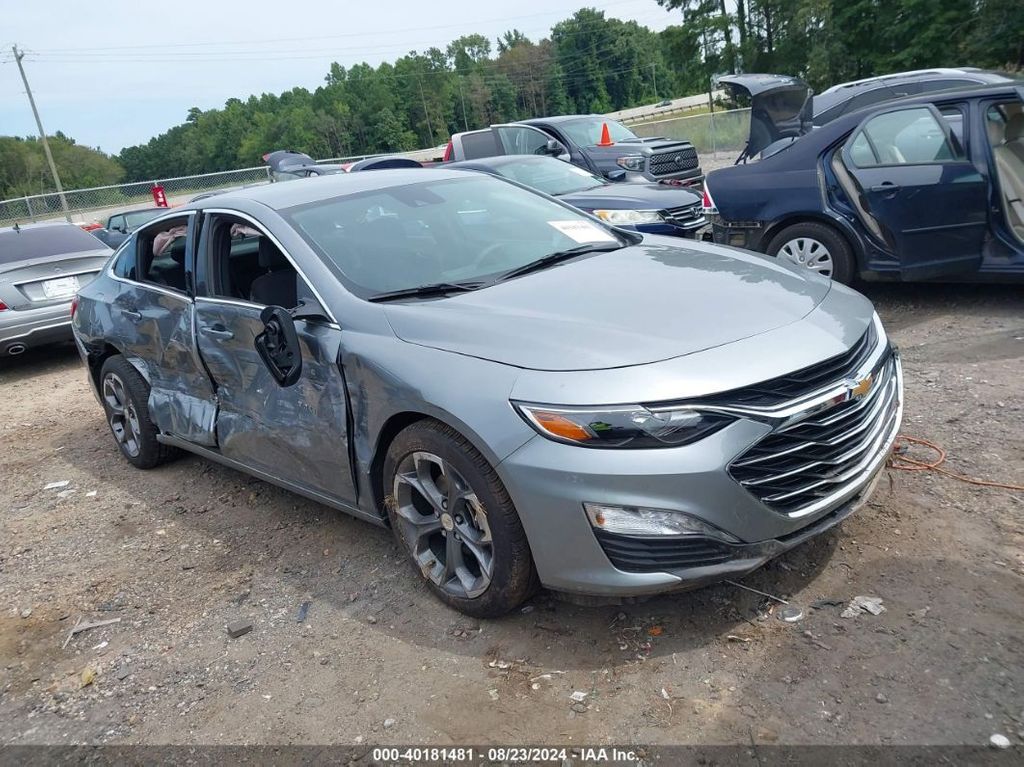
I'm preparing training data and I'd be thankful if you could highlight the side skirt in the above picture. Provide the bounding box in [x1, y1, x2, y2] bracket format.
[156, 434, 386, 527]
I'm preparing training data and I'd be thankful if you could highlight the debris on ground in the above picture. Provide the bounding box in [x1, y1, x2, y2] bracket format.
[20, 608, 32, 619]
[810, 598, 845, 610]
[777, 606, 804, 623]
[989, 734, 1010, 749]
[383, 718, 397, 730]
[226, 619, 253, 638]
[726, 634, 753, 643]
[875, 693, 889, 704]
[44, 480, 70, 490]
[296, 601, 311, 623]
[724, 579, 789, 604]
[841, 596, 886, 618]
[647, 625, 664, 636]
[908, 606, 931, 620]
[62, 616, 122, 649]
[569, 690, 588, 703]
[80, 667, 97, 687]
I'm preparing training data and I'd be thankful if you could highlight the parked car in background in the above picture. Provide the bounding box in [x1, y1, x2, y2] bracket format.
[812, 68, 1016, 126]
[446, 115, 703, 185]
[703, 82, 1024, 284]
[264, 150, 420, 181]
[91, 208, 166, 248]
[73, 169, 901, 616]
[1, 221, 111, 356]
[448, 155, 704, 237]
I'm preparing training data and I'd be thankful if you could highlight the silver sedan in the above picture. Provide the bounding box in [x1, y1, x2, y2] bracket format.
[72, 169, 902, 616]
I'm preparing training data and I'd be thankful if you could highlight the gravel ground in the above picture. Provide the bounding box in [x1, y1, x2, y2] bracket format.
[0, 281, 1022, 747]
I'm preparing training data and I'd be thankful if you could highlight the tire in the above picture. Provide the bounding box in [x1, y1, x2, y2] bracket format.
[383, 419, 538, 617]
[98, 355, 179, 469]
[766, 221, 856, 285]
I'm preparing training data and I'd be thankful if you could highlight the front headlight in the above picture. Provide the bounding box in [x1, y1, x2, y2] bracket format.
[513, 402, 733, 449]
[593, 209, 664, 225]
[615, 155, 645, 171]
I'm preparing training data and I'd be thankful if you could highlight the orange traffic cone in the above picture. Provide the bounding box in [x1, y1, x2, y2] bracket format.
[597, 122, 614, 146]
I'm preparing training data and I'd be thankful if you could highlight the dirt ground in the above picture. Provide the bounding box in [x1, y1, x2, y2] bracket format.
[0, 281, 1022, 748]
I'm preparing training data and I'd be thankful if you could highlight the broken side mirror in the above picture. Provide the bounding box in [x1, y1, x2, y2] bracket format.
[291, 297, 332, 324]
[254, 306, 302, 387]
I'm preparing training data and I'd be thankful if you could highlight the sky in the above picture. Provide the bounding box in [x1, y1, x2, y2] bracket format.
[1, 0, 679, 155]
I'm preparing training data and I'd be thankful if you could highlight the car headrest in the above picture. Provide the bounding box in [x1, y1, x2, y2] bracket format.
[1005, 113, 1024, 142]
[258, 237, 290, 269]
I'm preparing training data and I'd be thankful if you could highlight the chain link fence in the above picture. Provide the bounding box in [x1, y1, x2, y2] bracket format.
[0, 166, 272, 228]
[631, 107, 750, 163]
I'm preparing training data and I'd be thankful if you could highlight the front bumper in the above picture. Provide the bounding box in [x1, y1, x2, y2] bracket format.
[632, 220, 706, 239]
[498, 348, 903, 598]
[0, 302, 74, 354]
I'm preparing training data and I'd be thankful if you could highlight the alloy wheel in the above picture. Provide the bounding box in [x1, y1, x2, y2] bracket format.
[392, 451, 494, 599]
[778, 237, 834, 276]
[102, 372, 142, 458]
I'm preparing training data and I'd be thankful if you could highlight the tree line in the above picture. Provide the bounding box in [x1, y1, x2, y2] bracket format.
[1, 1, 1020, 196]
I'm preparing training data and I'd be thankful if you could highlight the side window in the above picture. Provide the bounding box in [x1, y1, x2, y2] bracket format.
[204, 215, 309, 310]
[111, 236, 137, 279]
[495, 126, 551, 156]
[847, 107, 961, 168]
[939, 105, 966, 149]
[135, 217, 190, 292]
[459, 130, 500, 160]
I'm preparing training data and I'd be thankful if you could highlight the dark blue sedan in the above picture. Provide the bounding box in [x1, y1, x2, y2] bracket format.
[704, 80, 1024, 284]
[447, 155, 705, 237]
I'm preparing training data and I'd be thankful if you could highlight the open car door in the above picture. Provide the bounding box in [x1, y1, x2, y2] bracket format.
[840, 103, 987, 280]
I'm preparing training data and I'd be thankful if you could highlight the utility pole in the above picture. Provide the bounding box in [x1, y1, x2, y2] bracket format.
[418, 79, 435, 147]
[458, 76, 469, 132]
[12, 46, 70, 222]
[651, 63, 658, 100]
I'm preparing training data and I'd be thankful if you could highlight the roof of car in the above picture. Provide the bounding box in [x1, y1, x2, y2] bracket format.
[520, 115, 604, 125]
[818, 68, 1007, 96]
[185, 167, 458, 211]
[0, 220, 84, 233]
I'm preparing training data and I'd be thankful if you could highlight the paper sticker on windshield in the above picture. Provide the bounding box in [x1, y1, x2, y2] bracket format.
[547, 220, 617, 243]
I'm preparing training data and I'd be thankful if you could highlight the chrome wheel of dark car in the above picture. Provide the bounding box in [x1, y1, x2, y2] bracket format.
[778, 237, 834, 276]
[102, 372, 142, 458]
[392, 451, 494, 599]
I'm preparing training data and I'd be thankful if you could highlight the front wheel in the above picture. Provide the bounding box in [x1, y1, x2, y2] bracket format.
[384, 420, 537, 617]
[766, 222, 855, 284]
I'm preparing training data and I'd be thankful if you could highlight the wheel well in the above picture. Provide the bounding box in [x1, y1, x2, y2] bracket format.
[369, 412, 430, 519]
[87, 343, 121, 394]
[761, 215, 858, 259]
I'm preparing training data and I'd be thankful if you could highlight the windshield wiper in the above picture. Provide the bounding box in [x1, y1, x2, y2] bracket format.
[367, 281, 487, 303]
[498, 243, 622, 282]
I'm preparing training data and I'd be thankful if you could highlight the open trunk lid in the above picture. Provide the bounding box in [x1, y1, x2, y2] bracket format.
[716, 74, 814, 159]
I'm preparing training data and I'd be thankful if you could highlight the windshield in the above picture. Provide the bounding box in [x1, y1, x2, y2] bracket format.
[493, 159, 606, 196]
[284, 175, 625, 297]
[559, 118, 638, 147]
[0, 225, 105, 265]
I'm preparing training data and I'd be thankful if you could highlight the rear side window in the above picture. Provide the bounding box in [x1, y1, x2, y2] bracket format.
[847, 107, 962, 167]
[0, 225, 105, 265]
[133, 217, 190, 292]
[459, 131, 500, 159]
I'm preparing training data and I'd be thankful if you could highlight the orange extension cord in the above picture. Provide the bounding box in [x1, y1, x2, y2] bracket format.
[889, 435, 1024, 492]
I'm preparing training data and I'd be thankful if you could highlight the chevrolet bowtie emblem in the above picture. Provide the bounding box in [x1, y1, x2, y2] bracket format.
[849, 373, 874, 399]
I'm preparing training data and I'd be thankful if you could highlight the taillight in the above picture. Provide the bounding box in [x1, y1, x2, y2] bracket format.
[70, 296, 78, 318]
[701, 185, 718, 215]
[0, 300, 8, 312]
[443, 142, 453, 162]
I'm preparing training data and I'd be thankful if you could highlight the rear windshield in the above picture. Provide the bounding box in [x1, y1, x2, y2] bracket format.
[0, 225, 106, 265]
[460, 130, 500, 159]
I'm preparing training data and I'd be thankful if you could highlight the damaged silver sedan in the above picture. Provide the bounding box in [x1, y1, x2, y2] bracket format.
[73, 169, 902, 616]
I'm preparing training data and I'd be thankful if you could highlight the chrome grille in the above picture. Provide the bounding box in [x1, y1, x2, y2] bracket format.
[649, 147, 699, 177]
[661, 204, 704, 228]
[729, 352, 901, 516]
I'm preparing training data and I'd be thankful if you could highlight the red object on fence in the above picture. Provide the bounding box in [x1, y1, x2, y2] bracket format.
[151, 185, 168, 208]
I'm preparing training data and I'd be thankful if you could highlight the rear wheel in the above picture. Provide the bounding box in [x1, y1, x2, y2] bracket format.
[99, 355, 179, 469]
[384, 420, 537, 617]
[766, 221, 855, 284]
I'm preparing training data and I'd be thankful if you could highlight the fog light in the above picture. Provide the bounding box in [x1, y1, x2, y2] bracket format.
[584, 503, 738, 541]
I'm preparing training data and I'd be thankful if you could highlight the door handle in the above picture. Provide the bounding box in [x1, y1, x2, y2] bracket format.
[200, 325, 234, 340]
[869, 182, 901, 195]
[122, 309, 142, 322]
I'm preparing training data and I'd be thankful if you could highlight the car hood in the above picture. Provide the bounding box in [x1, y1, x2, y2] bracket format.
[383, 240, 831, 372]
[559, 182, 701, 211]
[717, 73, 814, 157]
